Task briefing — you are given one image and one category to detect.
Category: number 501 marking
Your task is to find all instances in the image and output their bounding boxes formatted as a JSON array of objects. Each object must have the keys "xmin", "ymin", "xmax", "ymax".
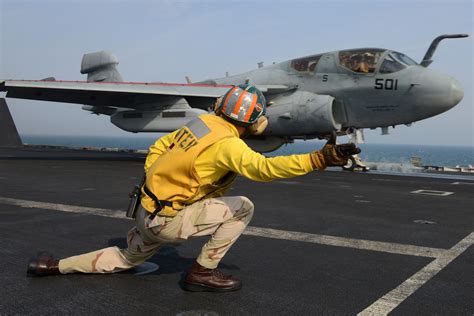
[{"xmin": 375, "ymin": 78, "xmax": 398, "ymax": 90}]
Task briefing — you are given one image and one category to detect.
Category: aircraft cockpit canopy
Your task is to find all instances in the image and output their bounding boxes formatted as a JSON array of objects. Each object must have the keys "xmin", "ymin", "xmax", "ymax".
[
  {"xmin": 379, "ymin": 51, "xmax": 418, "ymax": 74},
  {"xmin": 339, "ymin": 49, "xmax": 385, "ymax": 74},
  {"xmin": 290, "ymin": 55, "xmax": 321, "ymax": 74}
]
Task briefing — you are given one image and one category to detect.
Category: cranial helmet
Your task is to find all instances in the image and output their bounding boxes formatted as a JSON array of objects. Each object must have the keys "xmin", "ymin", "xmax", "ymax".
[{"xmin": 215, "ymin": 84, "xmax": 266, "ymax": 127}]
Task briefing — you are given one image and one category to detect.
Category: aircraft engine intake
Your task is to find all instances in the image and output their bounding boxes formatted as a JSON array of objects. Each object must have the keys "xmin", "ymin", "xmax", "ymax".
[{"xmin": 263, "ymin": 91, "xmax": 342, "ymax": 136}]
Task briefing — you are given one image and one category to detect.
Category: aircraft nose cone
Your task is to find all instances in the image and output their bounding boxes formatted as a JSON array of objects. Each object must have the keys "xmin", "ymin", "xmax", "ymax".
[
  {"xmin": 449, "ymin": 78, "xmax": 464, "ymax": 108},
  {"xmin": 412, "ymin": 70, "xmax": 464, "ymax": 120}
]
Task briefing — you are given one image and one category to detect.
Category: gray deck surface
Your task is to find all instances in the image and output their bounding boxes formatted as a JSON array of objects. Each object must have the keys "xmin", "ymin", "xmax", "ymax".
[{"xmin": 0, "ymin": 148, "xmax": 472, "ymax": 315}]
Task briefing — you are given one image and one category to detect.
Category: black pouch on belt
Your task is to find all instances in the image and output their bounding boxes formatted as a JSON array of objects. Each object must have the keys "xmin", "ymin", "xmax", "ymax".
[{"xmin": 126, "ymin": 174, "xmax": 145, "ymax": 219}]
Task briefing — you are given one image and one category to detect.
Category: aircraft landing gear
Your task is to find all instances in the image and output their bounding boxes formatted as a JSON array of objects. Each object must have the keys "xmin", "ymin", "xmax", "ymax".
[
  {"xmin": 341, "ymin": 128, "xmax": 369, "ymax": 172},
  {"xmin": 343, "ymin": 154, "xmax": 369, "ymax": 172}
]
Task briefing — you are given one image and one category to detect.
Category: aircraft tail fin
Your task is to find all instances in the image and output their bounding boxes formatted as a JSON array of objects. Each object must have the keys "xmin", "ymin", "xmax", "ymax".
[
  {"xmin": 80, "ymin": 51, "xmax": 124, "ymax": 82},
  {"xmin": 0, "ymin": 98, "xmax": 22, "ymax": 148}
]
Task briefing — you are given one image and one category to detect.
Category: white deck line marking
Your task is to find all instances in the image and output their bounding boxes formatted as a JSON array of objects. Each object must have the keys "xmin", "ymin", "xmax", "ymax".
[
  {"xmin": 452, "ymin": 181, "xmax": 474, "ymax": 185},
  {"xmin": 0, "ymin": 196, "xmax": 446, "ymax": 258},
  {"xmin": 243, "ymin": 227, "xmax": 444, "ymax": 258},
  {"xmin": 358, "ymin": 232, "xmax": 474, "ymax": 315},
  {"xmin": 0, "ymin": 197, "xmax": 126, "ymax": 219},
  {"xmin": 411, "ymin": 189, "xmax": 454, "ymax": 196}
]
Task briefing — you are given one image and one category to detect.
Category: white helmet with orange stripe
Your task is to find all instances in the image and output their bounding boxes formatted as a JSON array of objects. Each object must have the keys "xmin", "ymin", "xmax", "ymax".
[{"xmin": 214, "ymin": 84, "xmax": 268, "ymax": 135}]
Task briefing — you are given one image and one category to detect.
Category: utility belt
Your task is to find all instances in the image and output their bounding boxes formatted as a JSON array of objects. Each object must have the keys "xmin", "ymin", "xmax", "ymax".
[
  {"xmin": 126, "ymin": 174, "xmax": 172, "ymax": 220},
  {"xmin": 142, "ymin": 185, "xmax": 172, "ymax": 220}
]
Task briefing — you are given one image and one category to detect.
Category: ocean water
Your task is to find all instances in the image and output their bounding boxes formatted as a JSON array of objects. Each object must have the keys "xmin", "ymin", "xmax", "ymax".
[
  {"xmin": 271, "ymin": 141, "xmax": 474, "ymax": 167},
  {"xmin": 20, "ymin": 134, "xmax": 473, "ymax": 167}
]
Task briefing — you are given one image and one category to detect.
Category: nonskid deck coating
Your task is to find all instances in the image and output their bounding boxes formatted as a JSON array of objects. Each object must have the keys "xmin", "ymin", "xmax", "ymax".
[{"xmin": 0, "ymin": 148, "xmax": 472, "ymax": 315}]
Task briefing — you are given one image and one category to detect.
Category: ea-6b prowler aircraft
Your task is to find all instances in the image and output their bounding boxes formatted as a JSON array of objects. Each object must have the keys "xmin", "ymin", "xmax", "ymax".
[{"xmin": 0, "ymin": 34, "xmax": 468, "ymax": 156}]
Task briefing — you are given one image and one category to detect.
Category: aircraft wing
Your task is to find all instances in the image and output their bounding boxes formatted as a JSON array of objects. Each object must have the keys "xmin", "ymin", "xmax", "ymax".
[{"xmin": 0, "ymin": 80, "xmax": 232, "ymax": 112}]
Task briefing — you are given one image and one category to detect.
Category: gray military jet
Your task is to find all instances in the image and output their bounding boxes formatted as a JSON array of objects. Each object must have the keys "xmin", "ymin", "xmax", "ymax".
[{"xmin": 0, "ymin": 34, "xmax": 468, "ymax": 157}]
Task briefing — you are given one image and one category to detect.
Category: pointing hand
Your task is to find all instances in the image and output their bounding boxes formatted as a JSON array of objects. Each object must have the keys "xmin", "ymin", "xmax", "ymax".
[{"xmin": 310, "ymin": 132, "xmax": 361, "ymax": 169}]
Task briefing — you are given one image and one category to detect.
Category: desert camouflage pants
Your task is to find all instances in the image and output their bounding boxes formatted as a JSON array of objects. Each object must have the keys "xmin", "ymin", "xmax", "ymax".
[{"xmin": 58, "ymin": 196, "xmax": 254, "ymax": 273}]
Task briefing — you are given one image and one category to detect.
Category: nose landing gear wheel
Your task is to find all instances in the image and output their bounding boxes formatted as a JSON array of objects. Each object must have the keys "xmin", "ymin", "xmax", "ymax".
[
  {"xmin": 342, "ymin": 155, "xmax": 369, "ymax": 172},
  {"xmin": 343, "ymin": 156, "xmax": 356, "ymax": 171}
]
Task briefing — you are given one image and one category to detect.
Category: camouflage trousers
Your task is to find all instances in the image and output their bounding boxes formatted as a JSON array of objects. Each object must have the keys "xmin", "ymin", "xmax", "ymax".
[{"xmin": 58, "ymin": 196, "xmax": 254, "ymax": 273}]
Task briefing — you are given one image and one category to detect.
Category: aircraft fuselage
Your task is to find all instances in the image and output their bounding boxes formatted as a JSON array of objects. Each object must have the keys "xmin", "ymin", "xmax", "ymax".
[{"xmin": 212, "ymin": 48, "xmax": 463, "ymax": 136}]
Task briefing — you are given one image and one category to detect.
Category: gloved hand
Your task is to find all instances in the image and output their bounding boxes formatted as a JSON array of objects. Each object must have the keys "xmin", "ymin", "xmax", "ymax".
[{"xmin": 310, "ymin": 132, "xmax": 361, "ymax": 169}]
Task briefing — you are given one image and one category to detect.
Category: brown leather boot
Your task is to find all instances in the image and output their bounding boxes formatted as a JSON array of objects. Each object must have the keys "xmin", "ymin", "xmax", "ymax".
[
  {"xmin": 182, "ymin": 262, "xmax": 242, "ymax": 292},
  {"xmin": 27, "ymin": 251, "xmax": 61, "ymax": 277}
]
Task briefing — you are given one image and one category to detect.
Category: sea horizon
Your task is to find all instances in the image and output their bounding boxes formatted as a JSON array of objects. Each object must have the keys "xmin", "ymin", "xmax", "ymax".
[
  {"xmin": 19, "ymin": 133, "xmax": 474, "ymax": 148},
  {"xmin": 20, "ymin": 134, "xmax": 474, "ymax": 168}
]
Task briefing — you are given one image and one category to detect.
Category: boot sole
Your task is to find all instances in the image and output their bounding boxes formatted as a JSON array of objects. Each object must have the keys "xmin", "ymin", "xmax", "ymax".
[{"xmin": 180, "ymin": 280, "xmax": 242, "ymax": 292}]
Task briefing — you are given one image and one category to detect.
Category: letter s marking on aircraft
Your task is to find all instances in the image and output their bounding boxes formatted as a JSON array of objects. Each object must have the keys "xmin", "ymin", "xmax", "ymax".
[
  {"xmin": 375, "ymin": 78, "xmax": 398, "ymax": 90},
  {"xmin": 322, "ymin": 74, "xmax": 328, "ymax": 82}
]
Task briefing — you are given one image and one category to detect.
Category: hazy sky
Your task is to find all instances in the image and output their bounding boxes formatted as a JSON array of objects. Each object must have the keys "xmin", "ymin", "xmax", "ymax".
[{"xmin": 0, "ymin": 0, "xmax": 472, "ymax": 146}]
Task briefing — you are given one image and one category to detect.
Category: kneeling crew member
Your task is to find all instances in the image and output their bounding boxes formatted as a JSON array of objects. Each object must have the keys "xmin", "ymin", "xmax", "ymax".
[{"xmin": 27, "ymin": 84, "xmax": 360, "ymax": 292}]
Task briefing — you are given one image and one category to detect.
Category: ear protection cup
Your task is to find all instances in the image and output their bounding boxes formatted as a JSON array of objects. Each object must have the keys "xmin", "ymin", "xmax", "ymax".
[{"xmin": 248, "ymin": 116, "xmax": 268, "ymax": 135}]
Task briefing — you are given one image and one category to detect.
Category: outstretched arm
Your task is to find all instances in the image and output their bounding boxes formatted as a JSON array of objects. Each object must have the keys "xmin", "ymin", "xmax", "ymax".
[
  {"xmin": 210, "ymin": 136, "xmax": 360, "ymax": 182},
  {"xmin": 212, "ymin": 138, "xmax": 317, "ymax": 182}
]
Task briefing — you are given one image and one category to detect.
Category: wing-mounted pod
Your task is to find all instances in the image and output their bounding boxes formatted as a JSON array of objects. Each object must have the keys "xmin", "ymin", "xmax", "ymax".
[
  {"xmin": 420, "ymin": 34, "xmax": 469, "ymax": 67},
  {"xmin": 244, "ymin": 136, "xmax": 288, "ymax": 153},
  {"xmin": 262, "ymin": 91, "xmax": 342, "ymax": 137},
  {"xmin": 110, "ymin": 97, "xmax": 208, "ymax": 133},
  {"xmin": 81, "ymin": 51, "xmax": 124, "ymax": 82}
]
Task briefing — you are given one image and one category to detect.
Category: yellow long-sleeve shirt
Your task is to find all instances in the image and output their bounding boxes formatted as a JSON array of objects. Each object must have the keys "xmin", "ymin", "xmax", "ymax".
[{"xmin": 144, "ymin": 119, "xmax": 316, "ymax": 185}]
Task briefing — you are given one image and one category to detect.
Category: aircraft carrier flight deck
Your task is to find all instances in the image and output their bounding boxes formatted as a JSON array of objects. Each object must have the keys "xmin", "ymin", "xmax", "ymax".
[{"xmin": 0, "ymin": 147, "xmax": 472, "ymax": 315}]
